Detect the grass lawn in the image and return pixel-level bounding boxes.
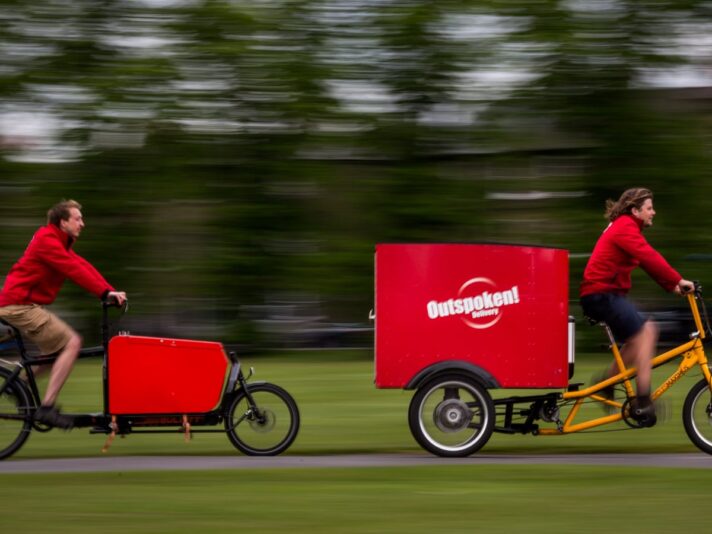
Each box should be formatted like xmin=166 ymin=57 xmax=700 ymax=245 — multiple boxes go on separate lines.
xmin=6 ymin=350 xmax=709 ymax=458
xmin=2 ymin=464 xmax=712 ymax=533
xmin=2 ymin=351 xmax=712 ymax=533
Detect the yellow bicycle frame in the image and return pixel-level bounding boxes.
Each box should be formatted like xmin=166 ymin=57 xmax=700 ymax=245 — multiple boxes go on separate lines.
xmin=538 ymin=293 xmax=712 ymax=435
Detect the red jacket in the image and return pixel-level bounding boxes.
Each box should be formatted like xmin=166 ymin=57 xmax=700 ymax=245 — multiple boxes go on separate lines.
xmin=0 ymin=224 xmax=114 ymax=306
xmin=580 ymin=214 xmax=681 ymax=297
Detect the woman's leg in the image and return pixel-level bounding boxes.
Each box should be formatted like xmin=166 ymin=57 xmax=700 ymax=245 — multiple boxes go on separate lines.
xmin=619 ymin=320 xmax=658 ymax=397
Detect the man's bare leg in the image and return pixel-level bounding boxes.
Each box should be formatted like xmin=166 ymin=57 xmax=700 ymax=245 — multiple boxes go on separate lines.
xmin=42 ymin=332 xmax=81 ymax=406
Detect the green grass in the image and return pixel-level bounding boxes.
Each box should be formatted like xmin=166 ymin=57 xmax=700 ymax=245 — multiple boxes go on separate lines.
xmin=1 ymin=465 xmax=712 ymax=533
xmin=5 ymin=351 xmax=709 ymax=458
xmin=3 ymin=351 xmax=712 ymax=533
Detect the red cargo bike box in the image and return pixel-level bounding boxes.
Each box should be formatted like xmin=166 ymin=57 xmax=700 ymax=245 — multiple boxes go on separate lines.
xmin=107 ymin=335 xmax=229 ymax=415
xmin=374 ymin=243 xmax=569 ymax=389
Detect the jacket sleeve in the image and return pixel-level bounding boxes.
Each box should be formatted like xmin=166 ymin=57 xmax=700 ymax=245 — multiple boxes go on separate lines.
xmin=35 ymin=233 xmax=115 ymax=298
xmin=70 ymin=250 xmax=116 ymax=295
xmin=613 ymin=218 xmax=682 ymax=292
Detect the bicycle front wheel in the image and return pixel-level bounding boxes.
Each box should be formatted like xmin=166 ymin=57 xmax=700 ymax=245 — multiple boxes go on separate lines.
xmin=683 ymin=378 xmax=712 ymax=455
xmin=0 ymin=367 xmax=33 ymax=460
xmin=224 ymin=382 xmax=300 ymax=456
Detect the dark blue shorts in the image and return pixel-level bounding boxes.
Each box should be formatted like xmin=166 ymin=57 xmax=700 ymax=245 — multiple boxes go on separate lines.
xmin=580 ymin=293 xmax=647 ymax=343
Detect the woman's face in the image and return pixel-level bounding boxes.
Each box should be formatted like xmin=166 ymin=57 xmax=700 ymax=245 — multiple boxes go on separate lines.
xmin=632 ymin=198 xmax=655 ymax=227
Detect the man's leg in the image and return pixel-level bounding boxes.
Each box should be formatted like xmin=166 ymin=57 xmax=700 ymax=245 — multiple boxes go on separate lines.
xmin=0 ymin=305 xmax=79 ymax=429
xmin=42 ymin=331 xmax=81 ymax=406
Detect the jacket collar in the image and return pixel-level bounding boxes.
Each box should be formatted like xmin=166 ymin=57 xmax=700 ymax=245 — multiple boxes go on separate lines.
xmin=45 ymin=223 xmax=74 ymax=249
xmin=621 ymin=213 xmax=645 ymax=231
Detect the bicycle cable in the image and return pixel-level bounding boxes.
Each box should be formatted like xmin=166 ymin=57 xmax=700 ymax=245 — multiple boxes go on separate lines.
xmin=696 ymin=289 xmax=712 ymax=338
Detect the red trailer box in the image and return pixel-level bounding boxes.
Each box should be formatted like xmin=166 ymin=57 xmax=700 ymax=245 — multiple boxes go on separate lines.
xmin=374 ymin=243 xmax=569 ymax=389
xmin=107 ymin=335 xmax=229 ymax=415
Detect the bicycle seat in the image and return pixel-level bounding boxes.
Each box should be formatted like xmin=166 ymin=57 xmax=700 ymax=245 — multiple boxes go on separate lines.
xmin=0 ymin=320 xmax=16 ymax=348
xmin=0 ymin=318 xmax=19 ymax=333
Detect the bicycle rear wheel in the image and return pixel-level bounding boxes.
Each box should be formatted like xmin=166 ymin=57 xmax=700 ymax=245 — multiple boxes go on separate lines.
xmin=224 ymin=382 xmax=300 ymax=456
xmin=0 ymin=367 xmax=33 ymax=460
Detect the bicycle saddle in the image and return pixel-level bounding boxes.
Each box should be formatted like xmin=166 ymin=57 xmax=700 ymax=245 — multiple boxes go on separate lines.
xmin=0 ymin=322 xmax=16 ymax=347
xmin=584 ymin=316 xmax=603 ymax=326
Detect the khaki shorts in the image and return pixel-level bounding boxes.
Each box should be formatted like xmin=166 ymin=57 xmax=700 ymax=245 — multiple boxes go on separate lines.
xmin=0 ymin=304 xmax=75 ymax=355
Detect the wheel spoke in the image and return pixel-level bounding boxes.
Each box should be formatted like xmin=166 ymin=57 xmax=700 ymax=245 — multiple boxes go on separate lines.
xmin=228 ymin=411 xmax=249 ymax=428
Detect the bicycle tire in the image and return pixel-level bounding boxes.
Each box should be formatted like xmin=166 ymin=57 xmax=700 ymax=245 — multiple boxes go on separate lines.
xmin=0 ymin=367 xmax=33 ymax=460
xmin=408 ymin=374 xmax=495 ymax=457
xmin=224 ymin=382 xmax=300 ymax=456
xmin=683 ymin=378 xmax=712 ymax=455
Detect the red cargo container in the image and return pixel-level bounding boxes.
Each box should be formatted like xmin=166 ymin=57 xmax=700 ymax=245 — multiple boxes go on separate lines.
xmin=374 ymin=243 xmax=569 ymax=389
xmin=108 ymin=335 xmax=229 ymax=414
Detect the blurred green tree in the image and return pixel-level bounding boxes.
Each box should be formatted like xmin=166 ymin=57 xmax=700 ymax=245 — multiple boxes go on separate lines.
xmin=0 ymin=0 xmax=711 ymax=346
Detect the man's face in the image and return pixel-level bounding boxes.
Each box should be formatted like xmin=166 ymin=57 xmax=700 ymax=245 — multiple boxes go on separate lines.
xmin=632 ymin=198 xmax=655 ymax=227
xmin=60 ymin=207 xmax=85 ymax=239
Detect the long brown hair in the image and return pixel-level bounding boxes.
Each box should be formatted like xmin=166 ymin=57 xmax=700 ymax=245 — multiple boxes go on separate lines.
xmin=604 ymin=188 xmax=652 ymax=222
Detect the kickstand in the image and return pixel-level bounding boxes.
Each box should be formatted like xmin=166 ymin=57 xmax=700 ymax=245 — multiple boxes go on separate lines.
xmin=182 ymin=415 xmax=191 ymax=443
xmin=101 ymin=415 xmax=118 ymax=453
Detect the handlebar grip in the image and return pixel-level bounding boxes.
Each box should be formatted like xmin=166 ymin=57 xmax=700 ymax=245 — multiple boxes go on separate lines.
xmin=686 ymin=280 xmax=703 ymax=296
xmin=102 ymin=297 xmax=128 ymax=311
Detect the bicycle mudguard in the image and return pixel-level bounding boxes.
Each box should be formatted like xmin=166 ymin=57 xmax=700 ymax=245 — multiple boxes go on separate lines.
xmin=404 ymin=360 xmax=500 ymax=390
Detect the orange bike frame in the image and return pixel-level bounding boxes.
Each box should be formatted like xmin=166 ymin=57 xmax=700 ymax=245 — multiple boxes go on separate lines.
xmin=538 ymin=293 xmax=712 ymax=435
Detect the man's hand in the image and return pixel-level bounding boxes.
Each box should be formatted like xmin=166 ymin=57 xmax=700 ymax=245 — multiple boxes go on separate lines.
xmin=674 ymin=279 xmax=695 ymax=295
xmin=107 ymin=291 xmax=127 ymax=305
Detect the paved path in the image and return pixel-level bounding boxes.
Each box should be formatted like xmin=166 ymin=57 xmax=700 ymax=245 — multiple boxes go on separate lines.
xmin=1 ymin=453 xmax=711 ymax=473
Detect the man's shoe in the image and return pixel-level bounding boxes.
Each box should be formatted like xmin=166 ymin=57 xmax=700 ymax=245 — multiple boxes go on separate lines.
xmin=34 ymin=405 xmax=74 ymax=430
xmin=629 ymin=396 xmax=657 ymax=427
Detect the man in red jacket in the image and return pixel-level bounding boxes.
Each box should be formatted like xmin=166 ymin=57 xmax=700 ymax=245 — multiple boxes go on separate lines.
xmin=0 ymin=200 xmax=126 ymax=428
xmin=580 ymin=188 xmax=693 ymax=423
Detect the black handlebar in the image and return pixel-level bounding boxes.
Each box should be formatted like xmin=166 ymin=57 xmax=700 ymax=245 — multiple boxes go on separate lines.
xmin=102 ymin=297 xmax=128 ymax=312
xmin=101 ymin=297 xmax=128 ymax=347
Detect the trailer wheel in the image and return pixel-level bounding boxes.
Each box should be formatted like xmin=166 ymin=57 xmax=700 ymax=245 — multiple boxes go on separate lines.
xmin=408 ymin=374 xmax=494 ymax=457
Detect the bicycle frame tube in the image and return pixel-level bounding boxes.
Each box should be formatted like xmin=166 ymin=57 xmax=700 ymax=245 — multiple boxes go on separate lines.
xmin=539 ymin=292 xmax=710 ymax=435
xmin=688 ymin=292 xmax=707 ymax=340
xmin=609 ymin=330 xmax=636 ymax=399
xmin=0 ymin=364 xmax=23 ymax=397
